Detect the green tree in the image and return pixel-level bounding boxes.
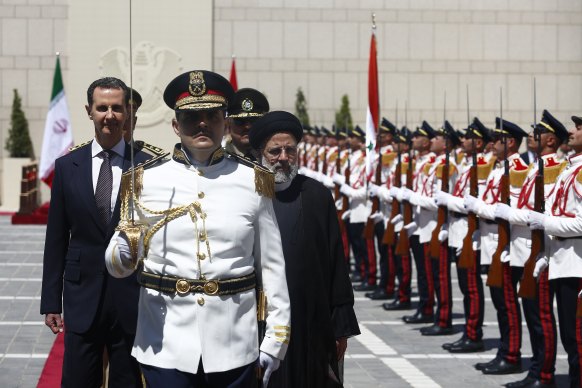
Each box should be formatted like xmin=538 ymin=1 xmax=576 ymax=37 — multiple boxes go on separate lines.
xmin=6 ymin=89 xmax=34 ymax=158
xmin=294 ymin=88 xmax=310 ymax=127
xmin=335 ymin=94 xmax=353 ymax=131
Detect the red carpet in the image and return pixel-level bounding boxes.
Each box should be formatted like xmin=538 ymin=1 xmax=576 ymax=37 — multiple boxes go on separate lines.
xmin=12 ymin=202 xmax=49 ymax=225
xmin=37 ymin=331 xmax=64 ymax=388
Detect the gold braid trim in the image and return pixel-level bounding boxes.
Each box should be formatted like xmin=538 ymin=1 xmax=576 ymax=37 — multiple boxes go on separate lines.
xmin=254 ymin=165 xmax=275 ymax=198
xmin=115 ymin=167 xmax=146 ymax=267
xmin=545 ymin=161 xmax=567 ymax=184
xmin=436 ymin=163 xmax=457 ymax=180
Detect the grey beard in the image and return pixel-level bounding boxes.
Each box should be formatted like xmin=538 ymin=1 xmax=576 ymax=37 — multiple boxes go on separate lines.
xmin=261 ymin=156 xmax=298 ymax=183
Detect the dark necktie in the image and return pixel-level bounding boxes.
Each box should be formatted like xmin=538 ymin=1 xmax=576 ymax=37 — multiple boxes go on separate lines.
xmin=95 ymin=150 xmax=113 ymax=227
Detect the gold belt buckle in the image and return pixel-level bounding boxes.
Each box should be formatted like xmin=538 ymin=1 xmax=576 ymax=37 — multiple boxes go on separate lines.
xmin=203 ymin=280 xmax=219 ymax=295
xmin=176 ymin=279 xmax=191 ymax=296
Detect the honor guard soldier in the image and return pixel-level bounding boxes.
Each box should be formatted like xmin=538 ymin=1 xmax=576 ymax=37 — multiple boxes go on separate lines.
xmin=465 ymin=117 xmax=528 ymax=375
xmin=392 ymin=121 xmax=437 ymax=324
xmin=365 ymin=118 xmax=397 ymax=300
xmin=496 ymin=110 xmax=568 ymax=388
xmin=105 ymin=70 xmax=290 ymax=387
xmin=438 ymin=117 xmax=491 ymax=353
xmin=333 ymin=126 xmax=371 ymax=287
xmin=528 ymin=114 xmax=582 ymax=388
xmin=225 ymin=87 xmax=269 ymax=159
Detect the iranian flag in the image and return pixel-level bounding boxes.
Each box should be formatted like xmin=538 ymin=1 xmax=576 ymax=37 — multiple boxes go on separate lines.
xmin=39 ymin=55 xmax=73 ymax=187
xmin=365 ymin=26 xmax=380 ymax=181
xmin=229 ymin=55 xmax=238 ymax=91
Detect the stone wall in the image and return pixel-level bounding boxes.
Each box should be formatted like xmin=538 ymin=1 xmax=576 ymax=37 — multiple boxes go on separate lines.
xmin=214 ymin=0 xmax=582 ymax=131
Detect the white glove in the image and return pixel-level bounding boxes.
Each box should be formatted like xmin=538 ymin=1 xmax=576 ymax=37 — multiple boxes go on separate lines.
xmin=455 ymin=245 xmax=462 ymax=256
xmin=404 ymin=222 xmax=417 ymax=234
xmin=117 ymin=233 xmax=143 ymax=266
xmin=332 ymin=173 xmax=346 ymax=186
xmin=528 ymin=211 xmax=546 ymax=230
xmin=340 ymin=184 xmax=353 ymax=198
xmin=370 ymin=211 xmax=384 ymax=224
xmin=335 ymin=199 xmax=343 ymax=211
xmin=314 ymin=172 xmax=325 ymax=182
xmin=341 ymin=209 xmax=351 ymax=220
xmin=368 ymin=184 xmax=380 ymax=198
xmin=533 ymin=257 xmax=549 ymax=279
xmin=500 ymin=249 xmax=510 ymax=263
xmin=472 ymin=230 xmax=481 ymax=251
xmin=438 ymin=224 xmax=448 ymax=242
xmin=298 ymin=166 xmax=308 ymax=176
xmin=401 ymin=188 xmax=413 ymax=201
xmin=389 ymin=187 xmax=401 ymax=200
xmin=259 ymin=351 xmax=281 ymax=388
xmin=322 ymin=175 xmax=334 ymax=189
xmin=435 ymin=190 xmax=450 ymax=207
xmin=391 ymin=214 xmax=403 ymax=225
xmin=463 ymin=195 xmax=482 ymax=213
xmin=494 ymin=203 xmax=511 ymax=221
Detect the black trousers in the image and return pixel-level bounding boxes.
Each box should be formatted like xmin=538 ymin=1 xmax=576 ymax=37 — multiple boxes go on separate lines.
xmin=521 ymin=269 xmax=557 ymax=384
xmin=372 ymin=222 xmax=390 ymax=291
xmin=489 ymin=263 xmax=522 ymax=364
xmin=455 ymin=250 xmax=484 ymax=341
xmin=348 ymin=222 xmax=368 ymax=281
xmin=62 ymin=278 xmax=141 ymax=388
xmin=431 ymin=243 xmax=452 ymax=328
xmin=141 ymin=360 xmax=256 ymax=388
xmin=553 ymin=277 xmax=582 ymax=388
xmin=410 ymin=235 xmax=434 ymax=316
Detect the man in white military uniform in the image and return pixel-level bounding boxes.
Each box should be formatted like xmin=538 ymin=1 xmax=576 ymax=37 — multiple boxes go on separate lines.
xmin=105 ymin=70 xmax=290 ymax=387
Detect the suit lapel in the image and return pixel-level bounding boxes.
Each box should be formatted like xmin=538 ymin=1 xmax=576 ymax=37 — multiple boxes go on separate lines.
xmin=72 ymin=145 xmax=105 ymax=233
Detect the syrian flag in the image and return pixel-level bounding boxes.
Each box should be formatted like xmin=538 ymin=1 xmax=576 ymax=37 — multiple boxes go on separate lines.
xmin=365 ymin=28 xmax=380 ymax=181
xmin=39 ymin=54 xmax=73 ymax=187
xmin=229 ymin=55 xmax=238 ymax=91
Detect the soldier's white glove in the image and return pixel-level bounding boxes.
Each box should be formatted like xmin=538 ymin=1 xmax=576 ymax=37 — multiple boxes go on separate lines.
xmin=332 ymin=173 xmax=346 ymax=186
xmin=500 ymin=249 xmax=510 ymax=263
xmin=322 ymin=175 xmax=334 ymax=189
xmin=370 ymin=211 xmax=384 ymax=224
xmin=463 ymin=195 xmax=482 ymax=213
xmin=259 ymin=351 xmax=281 ymax=388
xmin=341 ymin=210 xmax=351 ymax=220
xmin=438 ymin=224 xmax=448 ymax=242
xmin=368 ymin=184 xmax=380 ymax=198
xmin=298 ymin=166 xmax=308 ymax=176
xmin=528 ymin=211 xmax=546 ymax=230
xmin=389 ymin=187 xmax=401 ymax=200
xmin=391 ymin=214 xmax=403 ymax=225
xmin=116 ymin=233 xmax=143 ymax=267
xmin=340 ymin=184 xmax=353 ymax=198
xmin=494 ymin=203 xmax=512 ymax=221
xmin=335 ymin=199 xmax=343 ymax=211
xmin=401 ymin=188 xmax=413 ymax=201
xmin=533 ymin=257 xmax=549 ymax=279
xmin=404 ymin=222 xmax=417 ymax=234
xmin=435 ymin=190 xmax=451 ymax=207
xmin=314 ymin=171 xmax=325 ymax=182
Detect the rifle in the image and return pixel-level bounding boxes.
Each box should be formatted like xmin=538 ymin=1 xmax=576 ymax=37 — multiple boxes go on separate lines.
xmin=383 ymin=147 xmax=402 ymax=245
xmin=458 ymin=86 xmax=478 ymax=269
xmin=334 ymin=126 xmax=341 ymax=201
xmin=429 ymin=93 xmax=449 ymax=259
xmin=487 ymin=88 xmax=508 ymax=288
xmin=302 ymin=141 xmax=308 ymax=168
xmin=518 ymin=78 xmax=541 ymax=299
xmin=395 ymin=148 xmax=413 ymax=256
xmin=337 ymin=144 xmax=351 ymax=220
xmin=322 ymin=141 xmax=328 ymax=178
xmin=314 ymin=141 xmax=320 ymax=173
xmin=363 ymin=137 xmax=382 ymax=239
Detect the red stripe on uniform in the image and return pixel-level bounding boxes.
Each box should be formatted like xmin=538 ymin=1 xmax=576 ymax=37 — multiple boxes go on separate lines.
xmin=386 ymin=244 xmax=395 ymax=294
xmin=538 ymin=270 xmax=556 ymax=384
xmin=503 ymin=263 xmax=521 ymax=363
xmin=577 ymin=279 xmax=582 ymax=388
xmin=438 ymin=243 xmax=451 ymax=327
xmin=366 ymin=238 xmax=377 ymax=285
xmin=400 ymin=255 xmax=411 ymax=303
xmin=424 ymin=243 xmax=435 ymax=314
xmin=466 ymin=251 xmax=480 ymax=341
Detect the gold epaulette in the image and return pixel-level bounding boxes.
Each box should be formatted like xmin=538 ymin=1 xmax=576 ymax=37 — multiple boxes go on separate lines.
xmin=226 ymin=152 xmax=275 ymax=198
xmin=436 ymin=163 xmax=457 ymax=180
xmin=382 ymin=152 xmax=396 ymax=166
xmin=422 ymin=163 xmax=433 ymax=175
xmin=509 ymin=164 xmax=532 ymax=187
xmin=133 ymin=140 xmax=166 ymax=157
xmin=68 ymin=140 xmax=92 ymax=152
xmin=121 ymin=152 xmax=169 ymax=177
xmin=328 ymin=153 xmax=338 ymax=164
xmin=577 ymin=167 xmax=582 ymax=184
xmin=545 ymin=161 xmax=567 ymax=184
xmin=477 ymin=157 xmax=496 ymax=180
xmin=402 ymin=160 xmax=416 ymax=174
xmin=456 ymin=151 xmax=465 ymax=165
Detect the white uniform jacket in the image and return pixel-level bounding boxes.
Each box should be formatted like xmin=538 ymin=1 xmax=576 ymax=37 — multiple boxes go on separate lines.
xmin=105 ymin=146 xmax=290 ymax=374
xmin=544 ymin=153 xmax=582 ymax=280
xmin=345 ymin=149 xmax=371 ymax=223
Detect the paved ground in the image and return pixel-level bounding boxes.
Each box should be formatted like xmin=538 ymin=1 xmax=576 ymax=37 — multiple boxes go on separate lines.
xmin=0 ymin=216 xmax=572 ymax=387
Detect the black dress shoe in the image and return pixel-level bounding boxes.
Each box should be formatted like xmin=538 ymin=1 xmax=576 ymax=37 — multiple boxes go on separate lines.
xmin=402 ymin=311 xmax=434 ymax=324
xmin=474 ymin=356 xmax=500 ymax=371
xmin=523 ymin=379 xmax=556 ymax=388
xmin=353 ymin=282 xmax=375 ymax=292
xmin=505 ymin=375 xmax=537 ymax=388
xmin=420 ymin=325 xmax=453 ymax=336
xmin=382 ymin=300 xmax=411 ymax=311
xmin=442 ymin=336 xmax=465 ymax=350
xmin=482 ymin=358 xmax=521 ymax=375
xmin=448 ymin=338 xmax=484 ymax=353
xmin=367 ymin=289 xmax=393 ymax=300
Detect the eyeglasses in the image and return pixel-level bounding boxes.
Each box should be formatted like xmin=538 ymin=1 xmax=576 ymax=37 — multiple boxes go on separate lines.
xmin=265 ymin=146 xmax=298 ymax=157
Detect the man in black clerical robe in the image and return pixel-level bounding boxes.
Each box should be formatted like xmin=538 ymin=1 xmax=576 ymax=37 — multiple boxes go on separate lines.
xmin=249 ymin=111 xmax=360 ymax=388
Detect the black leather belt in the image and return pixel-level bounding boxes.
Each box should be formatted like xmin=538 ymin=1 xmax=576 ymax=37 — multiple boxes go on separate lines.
xmin=451 ymin=212 xmax=467 ymax=218
xmin=137 ymin=270 xmax=256 ymax=296
xmin=554 ymin=236 xmax=582 ymax=242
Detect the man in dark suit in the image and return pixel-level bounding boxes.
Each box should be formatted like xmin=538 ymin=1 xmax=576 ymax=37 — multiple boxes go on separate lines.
xmin=41 ymin=77 xmax=152 ymax=387
xmin=249 ymin=111 xmax=360 ymax=387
